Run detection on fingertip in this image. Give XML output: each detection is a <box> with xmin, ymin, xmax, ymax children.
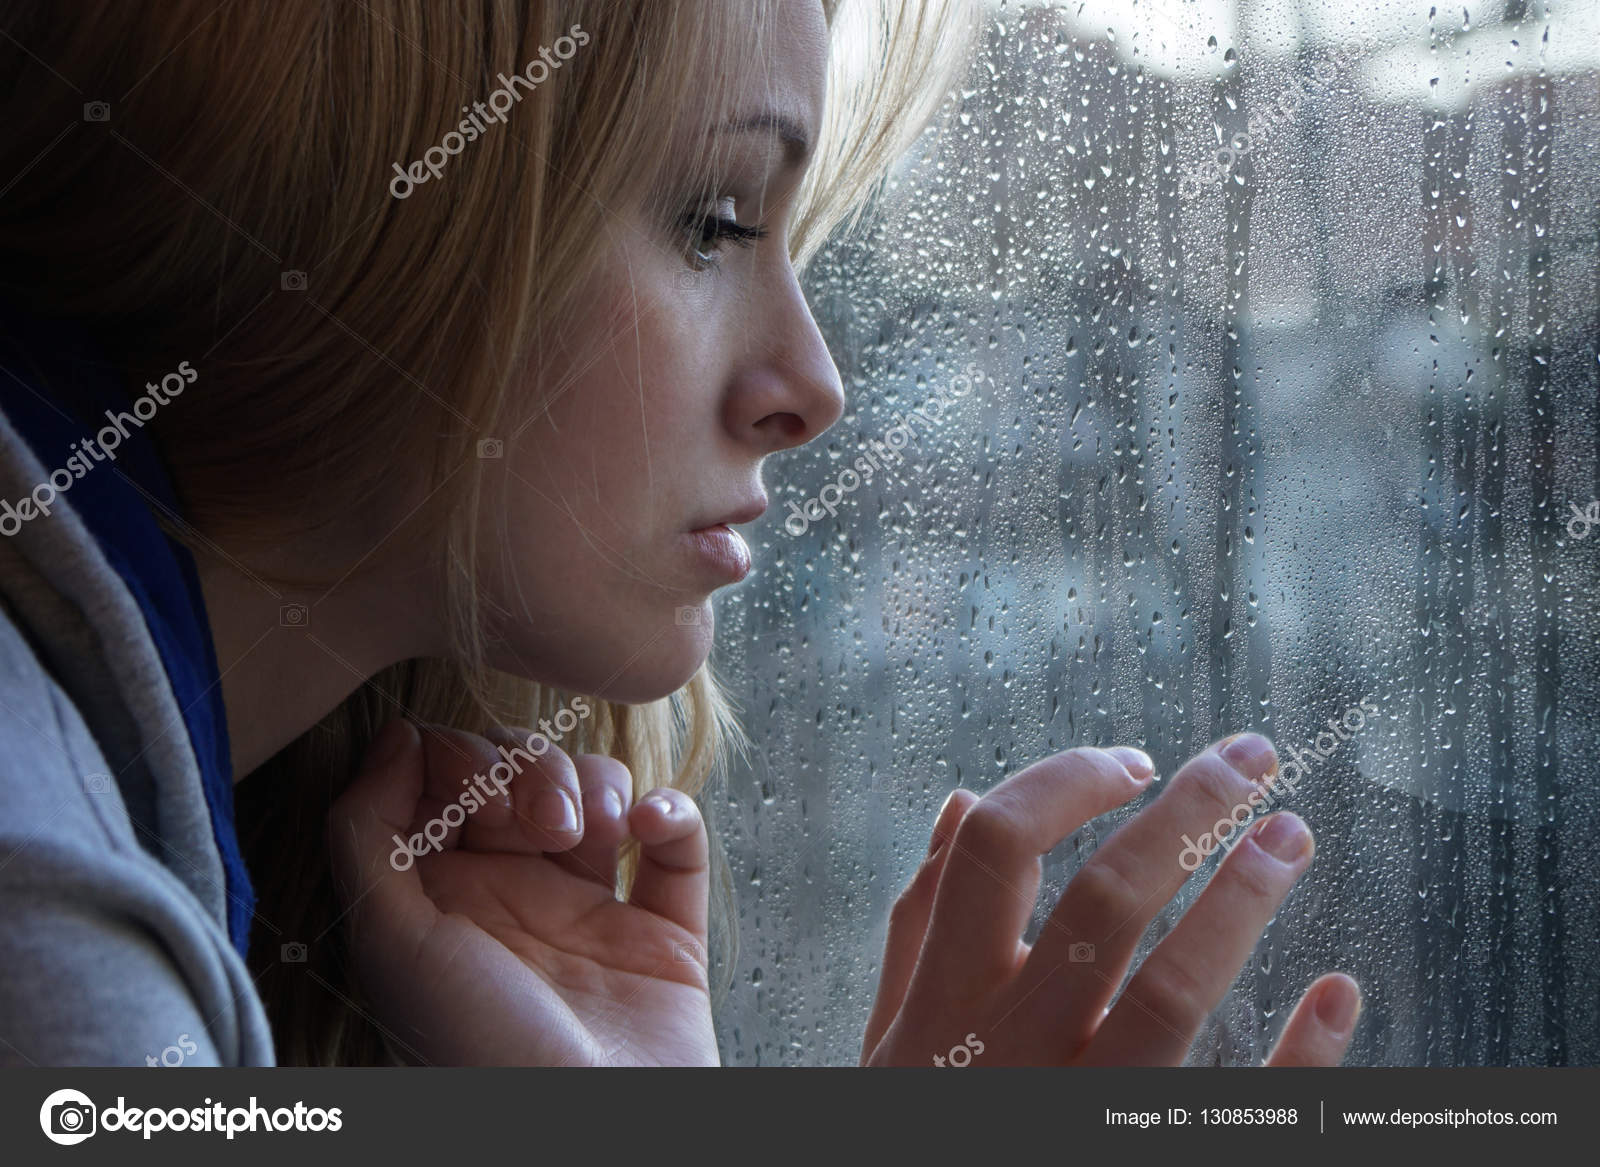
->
<box><xmin>363</xmin><ymin>717</ymin><xmax>418</xmax><ymax>771</ymax></box>
<box><xmin>1244</xmin><ymin>810</ymin><xmax>1314</xmax><ymax>865</ymax></box>
<box><xmin>1217</xmin><ymin>732</ymin><xmax>1277</xmax><ymax>781</ymax></box>
<box><xmin>336</xmin><ymin>717</ymin><xmax>425</xmax><ymax>833</ymax></box>
<box><xmin>1104</xmin><ymin>746</ymin><xmax>1155</xmax><ymax>783</ymax></box>
<box><xmin>1313</xmin><ymin>973</ymin><xmax>1362</xmax><ymax>1034</ymax></box>
<box><xmin>928</xmin><ymin>787</ymin><xmax>977</xmax><ymax>856</ymax></box>
<box><xmin>581</xmin><ymin>784</ymin><xmax>627</xmax><ymax>837</ymax></box>
<box><xmin>629</xmin><ymin>789</ymin><xmax>698</xmax><ymax>842</ymax></box>
<box><xmin>531</xmin><ymin>786</ymin><xmax>582</xmax><ymax>843</ymax></box>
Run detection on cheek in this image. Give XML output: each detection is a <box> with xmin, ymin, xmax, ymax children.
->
<box><xmin>549</xmin><ymin>286</ymin><xmax>706</xmax><ymax>477</ymax></box>
<box><xmin>509</xmin><ymin>286</ymin><xmax>687</xmax><ymax>541</ymax></box>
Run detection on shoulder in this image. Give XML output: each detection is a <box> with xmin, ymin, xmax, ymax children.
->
<box><xmin>0</xmin><ymin>604</ymin><xmax>275</xmax><ymax>1066</ymax></box>
<box><xmin>0</xmin><ymin>603</ymin><xmax>119</xmax><ymax>849</ymax></box>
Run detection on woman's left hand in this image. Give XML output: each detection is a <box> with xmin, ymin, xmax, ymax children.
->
<box><xmin>860</xmin><ymin>739</ymin><xmax>1361</xmax><ymax>1066</ymax></box>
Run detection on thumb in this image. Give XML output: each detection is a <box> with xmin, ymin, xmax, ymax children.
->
<box><xmin>625</xmin><ymin>787</ymin><xmax>709</xmax><ymax>952</ymax></box>
<box><xmin>328</xmin><ymin>717</ymin><xmax>440</xmax><ymax>951</ymax></box>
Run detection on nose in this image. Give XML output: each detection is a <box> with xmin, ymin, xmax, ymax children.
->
<box><xmin>723</xmin><ymin>258</ymin><xmax>845</xmax><ymax>454</ymax></box>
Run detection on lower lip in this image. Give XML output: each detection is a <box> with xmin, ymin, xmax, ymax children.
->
<box><xmin>685</xmin><ymin>524</ymin><xmax>751</xmax><ymax>581</ymax></box>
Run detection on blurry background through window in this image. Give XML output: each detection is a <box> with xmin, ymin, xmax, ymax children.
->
<box><xmin>711</xmin><ymin>0</ymin><xmax>1600</xmax><ymax>1065</ymax></box>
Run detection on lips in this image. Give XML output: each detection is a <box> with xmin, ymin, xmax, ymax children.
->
<box><xmin>684</xmin><ymin>524</ymin><xmax>752</xmax><ymax>581</ymax></box>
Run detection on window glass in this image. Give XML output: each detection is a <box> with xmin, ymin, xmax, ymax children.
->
<box><xmin>714</xmin><ymin>0</ymin><xmax>1600</xmax><ymax>1066</ymax></box>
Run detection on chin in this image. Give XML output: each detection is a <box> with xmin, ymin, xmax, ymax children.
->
<box><xmin>485</xmin><ymin>611</ymin><xmax>714</xmax><ymax>705</ymax></box>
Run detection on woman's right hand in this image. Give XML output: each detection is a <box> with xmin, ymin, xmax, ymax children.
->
<box><xmin>328</xmin><ymin>718</ymin><xmax>719</xmax><ymax>1066</ymax></box>
<box><xmin>861</xmin><ymin>734</ymin><xmax>1362</xmax><ymax>1066</ymax></box>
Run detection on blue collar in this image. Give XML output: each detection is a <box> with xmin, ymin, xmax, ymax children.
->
<box><xmin>0</xmin><ymin>312</ymin><xmax>255</xmax><ymax>962</ymax></box>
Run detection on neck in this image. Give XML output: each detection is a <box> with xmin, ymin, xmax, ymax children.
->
<box><xmin>194</xmin><ymin>545</ymin><xmax>442</xmax><ymax>781</ymax></box>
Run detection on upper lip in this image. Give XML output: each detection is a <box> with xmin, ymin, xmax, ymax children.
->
<box><xmin>692</xmin><ymin>494</ymin><xmax>768</xmax><ymax>530</ymax></box>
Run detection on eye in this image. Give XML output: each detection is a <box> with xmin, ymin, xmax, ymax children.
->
<box><xmin>680</xmin><ymin>196</ymin><xmax>769</xmax><ymax>270</ymax></box>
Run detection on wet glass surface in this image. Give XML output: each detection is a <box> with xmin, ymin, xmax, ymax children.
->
<box><xmin>713</xmin><ymin>0</ymin><xmax>1599</xmax><ymax>1066</ymax></box>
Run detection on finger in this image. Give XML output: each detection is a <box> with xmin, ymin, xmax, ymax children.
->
<box><xmin>464</xmin><ymin>729</ymin><xmax>585</xmax><ymax>854</ymax></box>
<box><xmin>1081</xmin><ymin>810</ymin><xmax>1316</xmax><ymax>1065</ymax></box>
<box><xmin>548</xmin><ymin>753</ymin><xmax>633</xmax><ymax>888</ymax></box>
<box><xmin>904</xmin><ymin>747</ymin><xmax>1155</xmax><ymax>1012</ymax></box>
<box><xmin>327</xmin><ymin>717</ymin><xmax>440</xmax><ymax>950</ymax></box>
<box><xmin>1009</xmin><ymin>733</ymin><xmax>1279</xmax><ymax>1049</ymax></box>
<box><xmin>408</xmin><ymin>724</ymin><xmax>504</xmax><ymax>854</ymax></box>
<box><xmin>860</xmin><ymin>788</ymin><xmax>978</xmax><ymax>1063</ymax></box>
<box><xmin>626</xmin><ymin>786</ymin><xmax>709</xmax><ymax>945</ymax></box>
<box><xmin>1265</xmin><ymin>973</ymin><xmax>1361</xmax><ymax>1066</ymax></box>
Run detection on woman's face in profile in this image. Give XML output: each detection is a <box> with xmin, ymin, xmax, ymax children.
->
<box><xmin>475</xmin><ymin>0</ymin><xmax>843</xmax><ymax>704</ymax></box>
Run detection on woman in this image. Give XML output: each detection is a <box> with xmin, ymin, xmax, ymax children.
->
<box><xmin>0</xmin><ymin>0</ymin><xmax>1360</xmax><ymax>1066</ymax></box>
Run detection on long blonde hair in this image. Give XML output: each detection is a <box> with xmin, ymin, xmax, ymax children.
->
<box><xmin>0</xmin><ymin>0</ymin><xmax>975</xmax><ymax>1063</ymax></box>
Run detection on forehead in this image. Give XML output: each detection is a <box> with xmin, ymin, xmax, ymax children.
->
<box><xmin>639</xmin><ymin>0</ymin><xmax>830</xmax><ymax>208</ymax></box>
<box><xmin>721</xmin><ymin>0</ymin><xmax>829</xmax><ymax>134</ymax></box>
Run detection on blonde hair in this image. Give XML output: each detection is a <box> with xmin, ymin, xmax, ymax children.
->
<box><xmin>0</xmin><ymin>0</ymin><xmax>975</xmax><ymax>1063</ymax></box>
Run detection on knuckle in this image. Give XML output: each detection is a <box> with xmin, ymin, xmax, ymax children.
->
<box><xmin>571</xmin><ymin>752</ymin><xmax>633</xmax><ymax>792</ymax></box>
<box><xmin>889</xmin><ymin>879</ymin><xmax>931</xmax><ymax>927</ymax></box>
<box><xmin>950</xmin><ymin>799</ymin><xmax>1023</xmax><ymax>861</ymax></box>
<box><xmin>1065</xmin><ymin>856</ymin><xmax>1144</xmax><ymax>925</ymax></box>
<box><xmin>499</xmin><ymin>725</ymin><xmax>569</xmax><ymax>758</ymax></box>
<box><xmin>530</xmin><ymin>748</ymin><xmax>579</xmax><ymax>787</ymax></box>
<box><xmin>1174</xmin><ymin>753</ymin><xmax>1255</xmax><ymax>820</ymax></box>
<box><xmin>1218</xmin><ymin>842</ymin><xmax>1288</xmax><ymax>904</ymax></box>
<box><xmin>1132</xmin><ymin>958</ymin><xmax>1212</xmax><ymax>1033</ymax></box>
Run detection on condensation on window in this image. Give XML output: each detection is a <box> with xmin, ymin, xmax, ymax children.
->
<box><xmin>712</xmin><ymin>0</ymin><xmax>1600</xmax><ymax>1066</ymax></box>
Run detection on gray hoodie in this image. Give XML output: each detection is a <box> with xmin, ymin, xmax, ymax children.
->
<box><xmin>0</xmin><ymin>401</ymin><xmax>275</xmax><ymax>1066</ymax></box>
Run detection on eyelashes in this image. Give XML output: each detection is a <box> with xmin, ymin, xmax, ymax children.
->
<box><xmin>680</xmin><ymin>206</ymin><xmax>769</xmax><ymax>270</ymax></box>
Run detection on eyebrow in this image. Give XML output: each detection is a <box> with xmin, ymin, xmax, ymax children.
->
<box><xmin>717</xmin><ymin>111</ymin><xmax>814</xmax><ymax>167</ymax></box>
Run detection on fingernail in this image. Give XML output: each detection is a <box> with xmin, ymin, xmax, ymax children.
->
<box><xmin>1106</xmin><ymin>747</ymin><xmax>1155</xmax><ymax>782</ymax></box>
<box><xmin>1315</xmin><ymin>976</ymin><xmax>1361</xmax><ymax>1032</ymax></box>
<box><xmin>535</xmin><ymin>788</ymin><xmax>580</xmax><ymax>833</ymax></box>
<box><xmin>927</xmin><ymin>790</ymin><xmax>965</xmax><ymax>853</ymax></box>
<box><xmin>584</xmin><ymin>786</ymin><xmax>624</xmax><ymax>823</ymax></box>
<box><xmin>1250</xmin><ymin>811</ymin><xmax>1311</xmax><ymax>862</ymax></box>
<box><xmin>1219</xmin><ymin>732</ymin><xmax>1276</xmax><ymax>781</ymax></box>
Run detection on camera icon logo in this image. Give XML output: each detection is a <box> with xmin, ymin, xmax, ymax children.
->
<box><xmin>281</xmin><ymin>941</ymin><xmax>308</xmax><ymax>963</ymax></box>
<box><xmin>1068</xmin><ymin>941</ymin><xmax>1095</xmax><ymax>963</ymax></box>
<box><xmin>280</xmin><ymin>270</ymin><xmax>307</xmax><ymax>291</ymax></box>
<box><xmin>39</xmin><ymin>1089</ymin><xmax>97</xmax><ymax>1145</ymax></box>
<box><xmin>675</xmin><ymin>606</ymin><xmax>703</xmax><ymax>626</ymax></box>
<box><xmin>83</xmin><ymin>101</ymin><xmax>110</xmax><ymax>122</ymax></box>
<box><xmin>83</xmin><ymin>772</ymin><xmax>111</xmax><ymax>795</ymax></box>
<box><xmin>673</xmin><ymin>940</ymin><xmax>705</xmax><ymax>963</ymax></box>
<box><xmin>279</xmin><ymin>603</ymin><xmax>308</xmax><ymax>627</ymax></box>
<box><xmin>476</xmin><ymin>438</ymin><xmax>504</xmax><ymax>459</ymax></box>
<box><xmin>673</xmin><ymin>271</ymin><xmax>702</xmax><ymax>290</ymax></box>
